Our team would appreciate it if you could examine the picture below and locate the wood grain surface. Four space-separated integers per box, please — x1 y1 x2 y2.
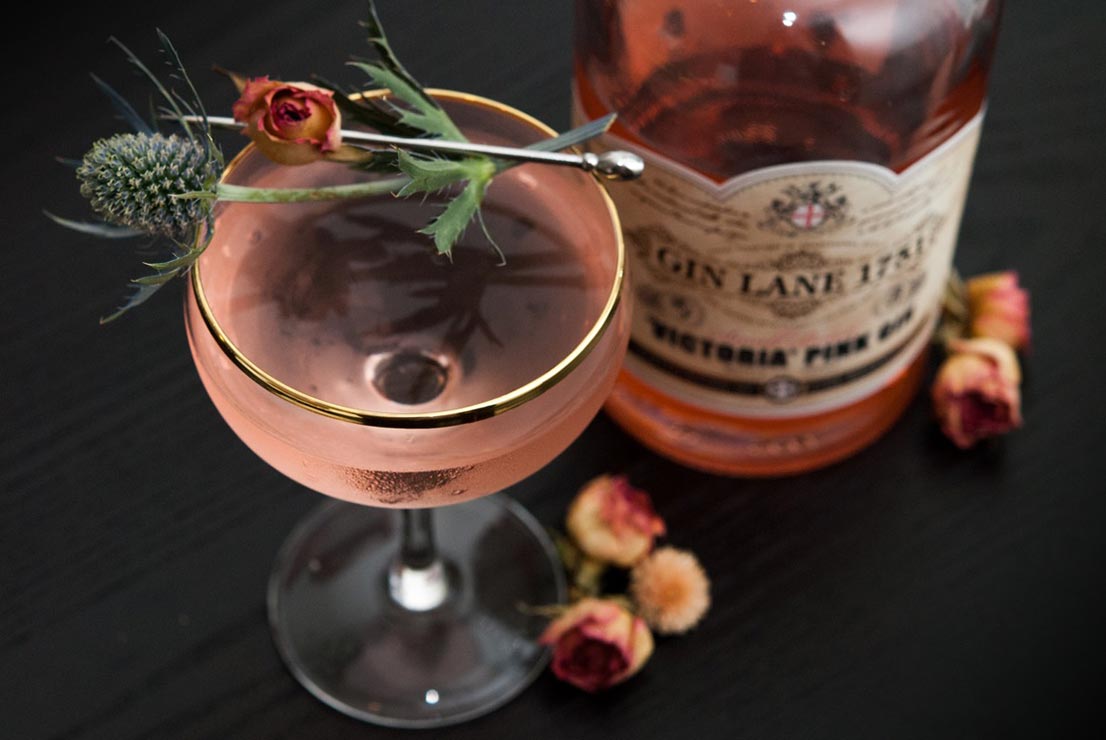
4 1 1105 738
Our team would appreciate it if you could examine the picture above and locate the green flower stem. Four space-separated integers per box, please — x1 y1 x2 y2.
573 557 608 598
213 177 410 203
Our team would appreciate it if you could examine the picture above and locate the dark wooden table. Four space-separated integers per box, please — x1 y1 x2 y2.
6 1 1105 738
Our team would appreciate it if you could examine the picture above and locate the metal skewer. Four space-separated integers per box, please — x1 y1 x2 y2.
193 115 644 181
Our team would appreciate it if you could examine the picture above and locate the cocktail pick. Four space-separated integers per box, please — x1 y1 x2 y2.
191 115 645 181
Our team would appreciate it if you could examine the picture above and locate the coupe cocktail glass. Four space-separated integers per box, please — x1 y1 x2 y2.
184 91 628 727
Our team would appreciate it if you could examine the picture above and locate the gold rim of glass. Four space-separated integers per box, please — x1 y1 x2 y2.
191 89 625 429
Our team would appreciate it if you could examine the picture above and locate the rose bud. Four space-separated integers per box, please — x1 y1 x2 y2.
539 598 654 692
630 547 711 635
966 271 1031 352
932 338 1023 449
566 475 666 568
232 77 344 166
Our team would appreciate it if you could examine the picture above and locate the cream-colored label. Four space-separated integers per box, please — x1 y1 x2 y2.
585 109 984 417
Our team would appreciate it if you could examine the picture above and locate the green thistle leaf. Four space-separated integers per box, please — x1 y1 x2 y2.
524 114 616 154
110 36 195 140
143 250 203 271
102 234 211 323
316 74 422 139
100 281 165 324
44 212 144 239
361 1 443 115
419 174 493 257
130 270 182 287
90 73 154 135
349 62 465 141
396 151 492 196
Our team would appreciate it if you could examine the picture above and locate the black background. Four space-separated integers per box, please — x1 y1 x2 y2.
4 1 1106 738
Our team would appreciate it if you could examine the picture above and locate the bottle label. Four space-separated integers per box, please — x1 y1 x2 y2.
582 105 984 417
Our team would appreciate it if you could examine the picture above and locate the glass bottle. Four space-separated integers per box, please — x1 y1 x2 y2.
574 0 1003 475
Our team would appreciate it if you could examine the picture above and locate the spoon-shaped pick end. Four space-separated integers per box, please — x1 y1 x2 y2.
586 151 645 181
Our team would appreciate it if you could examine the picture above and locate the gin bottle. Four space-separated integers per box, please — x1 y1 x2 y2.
574 0 1003 474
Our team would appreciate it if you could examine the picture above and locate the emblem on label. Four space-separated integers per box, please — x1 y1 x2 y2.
760 181 851 236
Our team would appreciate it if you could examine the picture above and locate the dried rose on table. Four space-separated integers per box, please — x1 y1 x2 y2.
539 598 654 693
966 271 1031 352
540 477 710 692
932 267 1030 449
932 337 1023 449
566 474 666 568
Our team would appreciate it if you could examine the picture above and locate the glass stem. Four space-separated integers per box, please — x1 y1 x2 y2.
388 509 449 611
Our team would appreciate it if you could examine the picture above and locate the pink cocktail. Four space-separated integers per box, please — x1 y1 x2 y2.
184 92 628 727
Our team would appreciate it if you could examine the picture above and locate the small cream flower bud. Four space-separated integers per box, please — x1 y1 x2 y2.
630 547 711 635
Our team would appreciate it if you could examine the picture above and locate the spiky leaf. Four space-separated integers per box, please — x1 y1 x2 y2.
316 74 423 138
419 175 492 256
44 212 144 239
361 2 442 114
396 151 493 196
102 234 211 323
100 281 165 324
525 114 616 153
349 62 465 141
90 73 154 135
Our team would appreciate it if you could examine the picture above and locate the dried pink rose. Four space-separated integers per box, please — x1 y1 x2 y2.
539 598 654 692
232 77 342 165
932 338 1023 449
967 271 1031 352
566 475 666 567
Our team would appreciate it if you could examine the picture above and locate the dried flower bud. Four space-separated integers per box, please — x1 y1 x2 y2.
539 598 654 692
967 271 1031 352
566 475 666 567
932 338 1022 449
630 547 711 635
232 78 343 165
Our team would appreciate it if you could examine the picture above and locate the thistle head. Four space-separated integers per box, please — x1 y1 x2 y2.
76 132 220 238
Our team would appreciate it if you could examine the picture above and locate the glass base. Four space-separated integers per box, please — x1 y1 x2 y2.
267 495 566 728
